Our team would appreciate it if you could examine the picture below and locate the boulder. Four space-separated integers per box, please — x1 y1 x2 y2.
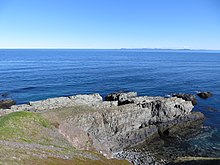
105 92 137 105
0 100 16 109
172 94 197 105
197 92 213 99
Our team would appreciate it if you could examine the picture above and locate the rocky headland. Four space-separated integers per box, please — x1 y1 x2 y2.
0 92 206 164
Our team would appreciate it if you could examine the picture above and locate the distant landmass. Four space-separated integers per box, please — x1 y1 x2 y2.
120 48 220 52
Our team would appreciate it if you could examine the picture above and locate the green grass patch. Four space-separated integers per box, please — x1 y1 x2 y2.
0 111 131 165
0 111 52 142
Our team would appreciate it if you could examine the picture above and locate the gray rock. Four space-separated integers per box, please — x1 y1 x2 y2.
69 93 103 105
197 92 213 99
105 92 137 103
102 101 118 108
0 100 16 109
58 94 199 157
172 93 197 105
114 150 163 165
118 92 137 105
0 94 103 115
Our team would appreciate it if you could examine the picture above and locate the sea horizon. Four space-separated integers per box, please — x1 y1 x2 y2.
1 0 220 164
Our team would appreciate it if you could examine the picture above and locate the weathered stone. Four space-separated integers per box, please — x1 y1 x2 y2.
0 94 104 115
69 93 103 105
197 92 213 99
0 100 16 109
102 101 118 108
172 93 197 105
105 92 137 102
56 93 198 157
157 112 205 138
114 150 162 165
118 92 137 105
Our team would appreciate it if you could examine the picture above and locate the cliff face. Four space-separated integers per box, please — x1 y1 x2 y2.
0 92 204 159
60 97 203 156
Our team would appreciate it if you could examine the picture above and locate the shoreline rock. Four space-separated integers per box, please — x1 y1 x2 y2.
105 92 137 105
0 100 16 109
0 92 205 164
172 94 197 105
197 92 213 99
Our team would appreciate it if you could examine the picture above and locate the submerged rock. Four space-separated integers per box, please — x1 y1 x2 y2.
197 92 213 99
172 94 197 105
1 92 9 98
0 100 16 109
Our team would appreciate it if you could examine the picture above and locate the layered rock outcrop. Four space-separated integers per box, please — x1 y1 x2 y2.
0 92 204 160
0 94 103 116
58 93 203 157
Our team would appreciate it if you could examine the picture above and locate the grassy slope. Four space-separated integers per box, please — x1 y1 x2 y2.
0 111 129 165
41 105 101 123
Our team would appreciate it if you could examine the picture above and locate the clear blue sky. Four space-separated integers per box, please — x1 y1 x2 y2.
0 0 219 49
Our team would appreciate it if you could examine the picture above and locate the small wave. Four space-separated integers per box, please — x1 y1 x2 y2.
165 94 171 98
10 86 38 93
22 87 37 90
212 146 220 151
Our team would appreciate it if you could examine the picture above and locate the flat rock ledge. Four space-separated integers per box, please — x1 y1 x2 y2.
0 92 204 164
0 94 104 116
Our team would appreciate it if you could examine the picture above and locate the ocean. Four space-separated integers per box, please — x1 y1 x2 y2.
0 49 220 157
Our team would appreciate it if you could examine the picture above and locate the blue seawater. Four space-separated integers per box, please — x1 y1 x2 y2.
0 49 220 156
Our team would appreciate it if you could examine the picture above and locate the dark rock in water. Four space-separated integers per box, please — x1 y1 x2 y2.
1 92 9 98
105 92 137 105
207 107 218 112
0 100 16 109
197 92 213 99
172 94 197 105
